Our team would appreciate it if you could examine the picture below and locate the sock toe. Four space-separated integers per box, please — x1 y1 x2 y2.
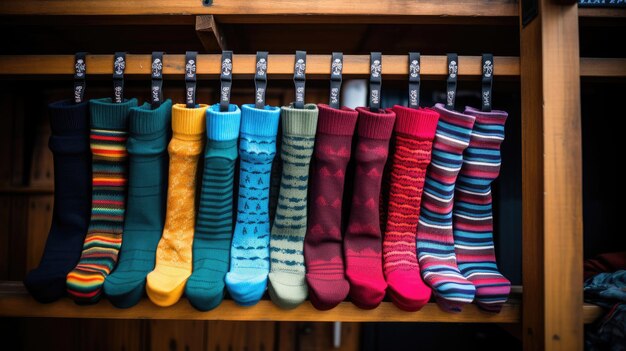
306 274 349 310
225 271 268 306
66 268 106 304
268 272 307 309
347 275 387 309
386 271 431 312
24 269 67 303
146 266 190 307
103 275 146 309
185 279 226 311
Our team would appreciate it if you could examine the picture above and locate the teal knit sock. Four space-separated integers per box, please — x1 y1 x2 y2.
225 104 280 306
186 104 241 311
268 103 318 309
103 100 171 308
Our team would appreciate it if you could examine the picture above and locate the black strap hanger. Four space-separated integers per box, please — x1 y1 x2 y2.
293 51 306 109
408 52 420 109
220 51 233 112
481 53 494 112
255 51 268 109
329 52 343 109
445 53 458 110
369 52 382 112
74 52 87 104
151 52 164 109
185 51 197 108
113 52 126 103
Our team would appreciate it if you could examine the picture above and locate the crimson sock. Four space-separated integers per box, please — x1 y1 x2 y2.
344 107 395 309
383 105 439 311
304 104 358 310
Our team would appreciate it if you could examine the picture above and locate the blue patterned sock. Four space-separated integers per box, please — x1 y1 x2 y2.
225 104 280 306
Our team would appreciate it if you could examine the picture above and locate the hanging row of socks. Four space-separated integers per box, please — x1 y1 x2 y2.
24 51 511 313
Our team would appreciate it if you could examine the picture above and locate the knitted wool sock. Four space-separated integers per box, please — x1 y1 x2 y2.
185 104 241 311
66 97 136 304
416 103 477 312
103 100 172 308
225 104 280 306
344 107 395 309
454 106 510 312
268 103 318 309
146 103 207 307
382 105 439 311
304 104 358 310
24 100 91 303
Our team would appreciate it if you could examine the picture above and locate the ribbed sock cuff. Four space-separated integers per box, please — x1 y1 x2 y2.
48 99 89 136
281 103 319 137
206 103 242 141
356 107 396 140
392 105 440 140
433 103 476 129
463 106 508 125
90 97 138 130
240 104 280 137
172 103 208 140
129 99 172 138
316 104 358 136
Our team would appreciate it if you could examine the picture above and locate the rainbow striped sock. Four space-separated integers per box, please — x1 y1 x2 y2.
66 97 136 304
453 106 511 312
416 103 476 312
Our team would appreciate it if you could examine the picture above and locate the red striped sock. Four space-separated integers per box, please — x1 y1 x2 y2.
383 105 439 311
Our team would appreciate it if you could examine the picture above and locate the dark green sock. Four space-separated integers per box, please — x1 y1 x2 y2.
103 99 171 308
186 103 241 311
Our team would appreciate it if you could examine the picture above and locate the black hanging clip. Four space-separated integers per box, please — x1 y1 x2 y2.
255 51 268 109
481 54 494 112
220 51 233 112
74 52 87 104
329 52 343 109
113 52 126 103
445 53 458 111
185 51 198 108
408 52 420 109
151 52 164 109
293 51 306 109
369 52 382 112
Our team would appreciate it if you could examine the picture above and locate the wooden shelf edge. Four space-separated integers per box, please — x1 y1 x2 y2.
0 282 519 323
0 186 54 194
580 58 626 77
0 0 518 18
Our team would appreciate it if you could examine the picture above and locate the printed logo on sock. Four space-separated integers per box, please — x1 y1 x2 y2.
295 58 306 76
256 88 265 104
483 59 493 78
114 57 125 76
114 86 123 103
330 88 339 105
74 85 84 103
152 86 161 103
186 87 194 105
221 86 230 103
447 91 455 108
371 89 380 105
409 90 418 107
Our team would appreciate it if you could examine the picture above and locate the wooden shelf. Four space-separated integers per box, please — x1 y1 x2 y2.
0 54 521 78
0 282 603 324
580 58 626 77
0 186 54 194
0 0 518 20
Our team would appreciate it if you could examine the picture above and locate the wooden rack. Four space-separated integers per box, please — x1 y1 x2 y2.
1 1 624 350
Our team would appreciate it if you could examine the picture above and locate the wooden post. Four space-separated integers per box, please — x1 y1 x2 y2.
519 1 583 350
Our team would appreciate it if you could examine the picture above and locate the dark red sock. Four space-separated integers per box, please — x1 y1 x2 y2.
344 107 395 309
305 104 358 310
383 105 439 311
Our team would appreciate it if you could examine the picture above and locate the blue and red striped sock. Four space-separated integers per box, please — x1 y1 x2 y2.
453 106 511 312
416 103 476 312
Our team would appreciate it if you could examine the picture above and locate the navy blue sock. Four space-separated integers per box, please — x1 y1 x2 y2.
23 100 92 303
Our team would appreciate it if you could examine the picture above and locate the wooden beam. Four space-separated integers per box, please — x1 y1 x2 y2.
520 0 583 350
580 58 626 77
0 0 519 17
195 15 227 51
0 54 521 78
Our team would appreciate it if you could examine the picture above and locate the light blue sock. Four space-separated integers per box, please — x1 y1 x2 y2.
225 104 280 306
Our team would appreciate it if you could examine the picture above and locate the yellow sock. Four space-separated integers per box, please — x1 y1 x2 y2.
146 103 207 307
